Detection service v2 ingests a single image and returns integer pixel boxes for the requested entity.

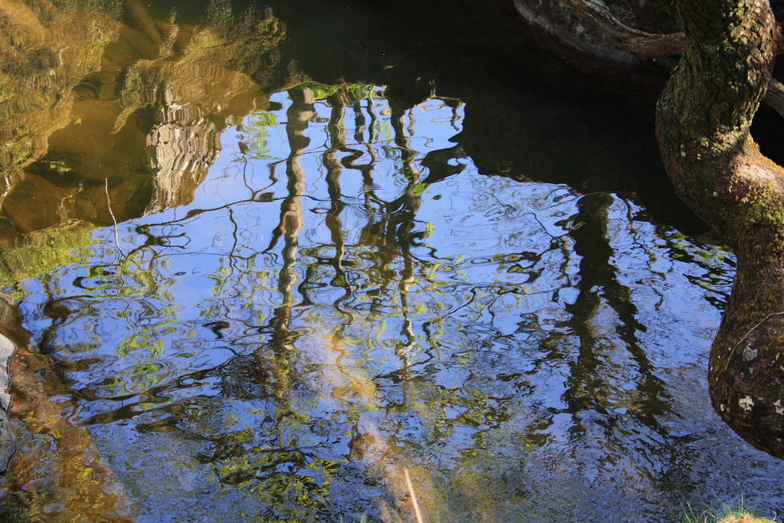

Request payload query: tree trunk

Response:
[655,0,784,458]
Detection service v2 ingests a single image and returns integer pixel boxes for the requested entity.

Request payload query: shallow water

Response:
[1,2,784,522]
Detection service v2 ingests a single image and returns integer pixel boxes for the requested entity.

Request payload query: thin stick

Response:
[105,178,124,258]
[404,467,424,523]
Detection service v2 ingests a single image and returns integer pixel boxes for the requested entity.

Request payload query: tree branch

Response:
[523,0,784,120]
[561,0,686,56]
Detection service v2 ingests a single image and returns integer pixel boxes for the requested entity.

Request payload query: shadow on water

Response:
[0,1,782,522]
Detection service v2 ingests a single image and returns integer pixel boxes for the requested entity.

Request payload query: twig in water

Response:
[404,467,424,523]
[105,178,124,258]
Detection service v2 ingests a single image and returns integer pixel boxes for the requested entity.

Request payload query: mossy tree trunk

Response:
[655,0,784,457]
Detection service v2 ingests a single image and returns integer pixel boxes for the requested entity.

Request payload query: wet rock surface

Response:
[0,295,20,474]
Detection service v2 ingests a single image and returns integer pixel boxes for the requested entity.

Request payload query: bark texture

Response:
[655,0,784,458]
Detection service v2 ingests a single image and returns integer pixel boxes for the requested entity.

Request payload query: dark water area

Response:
[0,1,783,522]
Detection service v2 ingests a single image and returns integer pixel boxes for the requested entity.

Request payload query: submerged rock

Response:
[0,333,15,473]
[0,292,24,474]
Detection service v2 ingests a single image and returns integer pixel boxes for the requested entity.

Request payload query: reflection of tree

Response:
[564,192,670,428]
[358,95,465,273]
[264,87,313,393]
[6,80,750,521]
[324,92,349,287]
[181,90,485,519]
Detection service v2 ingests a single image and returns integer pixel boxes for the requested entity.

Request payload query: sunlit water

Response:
[6,89,784,522]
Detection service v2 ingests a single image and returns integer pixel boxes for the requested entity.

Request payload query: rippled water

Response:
[3,84,783,522]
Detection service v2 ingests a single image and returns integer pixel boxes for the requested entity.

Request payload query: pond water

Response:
[1,1,784,522]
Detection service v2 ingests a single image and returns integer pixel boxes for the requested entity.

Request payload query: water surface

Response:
[1,2,783,522]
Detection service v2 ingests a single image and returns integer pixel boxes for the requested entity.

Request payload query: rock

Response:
[0,333,16,473]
